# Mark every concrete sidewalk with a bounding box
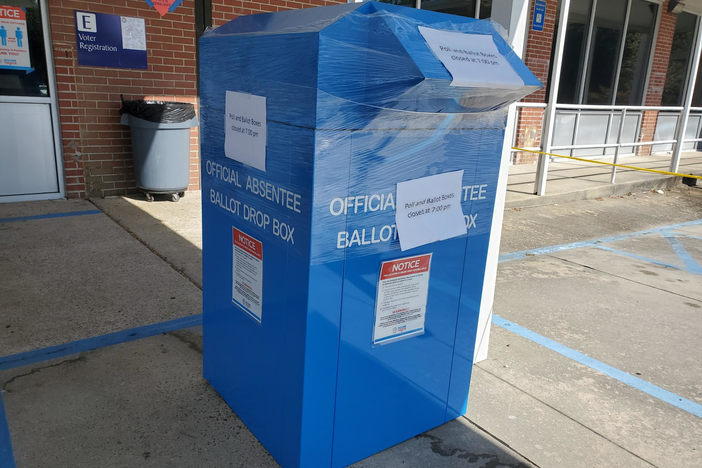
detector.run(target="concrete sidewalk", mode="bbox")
[507,152,702,208]
[2,186,702,467]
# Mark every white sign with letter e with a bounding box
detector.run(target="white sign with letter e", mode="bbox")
[395,170,466,251]
[418,26,523,89]
[225,91,267,172]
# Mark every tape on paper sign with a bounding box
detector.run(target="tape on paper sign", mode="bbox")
[418,26,524,89]
[232,227,263,323]
[373,253,432,345]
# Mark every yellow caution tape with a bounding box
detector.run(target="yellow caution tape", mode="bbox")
[511,147,702,180]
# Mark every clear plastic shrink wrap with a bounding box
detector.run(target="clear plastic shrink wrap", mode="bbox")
[199,4,541,467]
[199,1,541,266]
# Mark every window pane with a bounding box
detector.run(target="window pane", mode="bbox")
[661,12,697,106]
[479,0,492,19]
[421,0,477,18]
[691,52,702,107]
[557,0,593,104]
[377,0,417,7]
[584,0,628,104]
[616,0,658,105]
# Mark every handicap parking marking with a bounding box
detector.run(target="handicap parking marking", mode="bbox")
[674,231,702,241]
[593,245,694,273]
[498,219,702,263]
[663,232,702,275]
[0,210,102,224]
[492,314,702,419]
[0,394,16,468]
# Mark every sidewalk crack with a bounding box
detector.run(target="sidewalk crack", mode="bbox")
[1,356,85,393]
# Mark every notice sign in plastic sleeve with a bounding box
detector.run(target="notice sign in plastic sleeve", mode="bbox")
[225,91,267,172]
[0,5,31,72]
[232,227,263,323]
[418,26,524,89]
[373,254,432,345]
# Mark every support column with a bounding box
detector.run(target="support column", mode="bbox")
[535,0,570,196]
[671,16,702,172]
[473,0,530,363]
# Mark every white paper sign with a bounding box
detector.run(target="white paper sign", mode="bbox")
[225,91,267,172]
[232,227,263,323]
[418,26,524,90]
[373,254,432,345]
[120,16,146,51]
[395,171,466,251]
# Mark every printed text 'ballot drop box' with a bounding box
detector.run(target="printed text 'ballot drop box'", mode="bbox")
[200,3,540,468]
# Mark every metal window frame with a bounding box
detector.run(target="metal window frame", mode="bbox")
[641,1,663,104]
[575,0,659,107]
[0,0,65,203]
[416,0,483,17]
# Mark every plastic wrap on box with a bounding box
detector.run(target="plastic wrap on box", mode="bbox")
[200,3,540,468]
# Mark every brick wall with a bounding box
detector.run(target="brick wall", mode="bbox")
[521,0,557,103]
[512,0,555,164]
[513,108,545,164]
[211,0,344,28]
[638,1,678,155]
[50,0,199,198]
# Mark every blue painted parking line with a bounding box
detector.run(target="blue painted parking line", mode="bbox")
[0,210,102,224]
[674,231,702,241]
[492,314,702,418]
[0,394,16,468]
[498,219,702,263]
[594,245,692,273]
[663,233,702,275]
[0,314,202,371]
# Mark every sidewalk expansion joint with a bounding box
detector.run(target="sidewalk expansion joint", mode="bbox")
[549,255,702,304]
[456,418,543,468]
[89,200,203,291]
[473,368,659,468]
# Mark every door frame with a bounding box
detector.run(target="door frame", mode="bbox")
[0,0,65,203]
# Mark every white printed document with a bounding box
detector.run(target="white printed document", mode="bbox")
[225,91,267,172]
[418,26,524,89]
[395,171,466,251]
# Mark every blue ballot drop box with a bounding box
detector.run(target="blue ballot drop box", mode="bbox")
[200,3,540,467]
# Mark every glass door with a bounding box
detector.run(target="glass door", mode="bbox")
[0,0,62,201]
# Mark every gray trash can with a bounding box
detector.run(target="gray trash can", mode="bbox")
[120,100,199,202]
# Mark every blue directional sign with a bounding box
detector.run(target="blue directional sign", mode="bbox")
[74,10,147,69]
[532,0,546,32]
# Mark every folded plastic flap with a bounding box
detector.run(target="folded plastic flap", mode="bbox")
[201,2,542,125]
[316,3,541,113]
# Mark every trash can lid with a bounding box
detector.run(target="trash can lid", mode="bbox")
[120,98,197,124]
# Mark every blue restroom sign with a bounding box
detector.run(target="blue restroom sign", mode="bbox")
[74,10,147,69]
[532,0,546,32]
